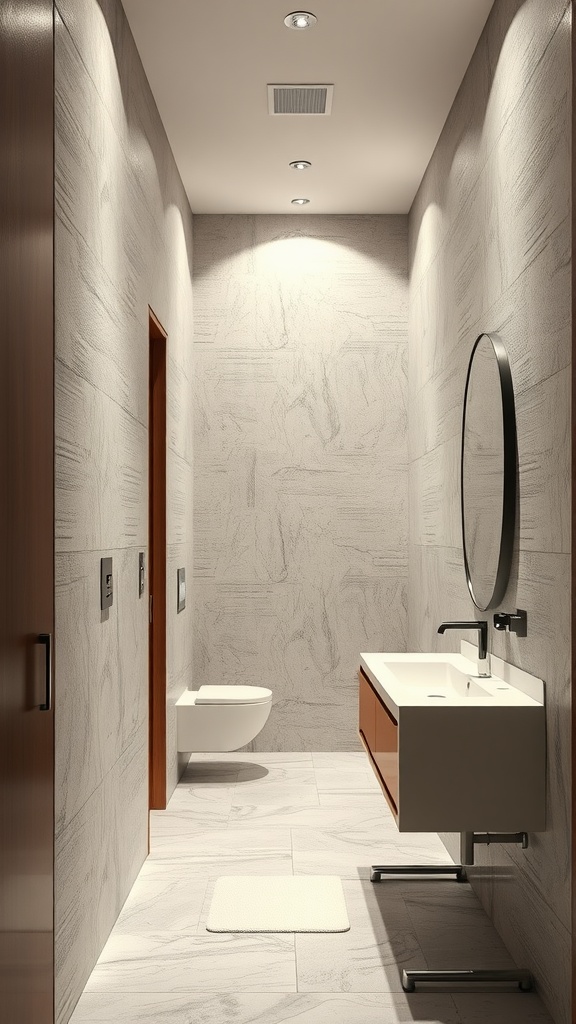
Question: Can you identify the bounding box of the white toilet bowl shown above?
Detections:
[176,685,273,752]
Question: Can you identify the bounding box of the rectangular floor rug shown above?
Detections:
[206,875,350,933]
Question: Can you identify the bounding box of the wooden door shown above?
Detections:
[0,3,55,1022]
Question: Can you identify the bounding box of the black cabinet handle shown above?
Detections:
[38,633,52,711]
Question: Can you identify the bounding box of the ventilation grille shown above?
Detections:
[268,84,334,115]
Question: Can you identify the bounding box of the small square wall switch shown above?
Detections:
[101,557,113,610]
[177,568,186,613]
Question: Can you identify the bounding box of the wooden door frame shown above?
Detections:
[149,308,167,810]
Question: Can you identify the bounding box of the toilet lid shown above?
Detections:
[195,685,272,706]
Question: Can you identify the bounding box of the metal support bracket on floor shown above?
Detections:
[402,968,533,993]
[370,830,529,883]
[372,833,533,998]
[370,864,467,883]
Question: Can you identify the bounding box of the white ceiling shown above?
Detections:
[121,0,495,215]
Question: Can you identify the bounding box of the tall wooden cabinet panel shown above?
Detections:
[0,3,55,1022]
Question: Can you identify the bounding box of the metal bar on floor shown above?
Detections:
[370,865,467,882]
[402,968,533,993]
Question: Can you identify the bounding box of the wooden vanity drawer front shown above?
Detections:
[358,668,399,815]
[358,671,376,751]
[373,698,399,810]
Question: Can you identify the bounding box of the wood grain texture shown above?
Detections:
[0,3,55,1021]
[193,216,409,751]
[408,2,571,1021]
[54,1,194,1019]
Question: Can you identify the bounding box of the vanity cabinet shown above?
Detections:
[358,652,546,833]
[358,670,398,816]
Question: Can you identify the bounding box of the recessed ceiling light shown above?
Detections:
[284,12,317,30]
[291,198,310,205]
[290,160,312,170]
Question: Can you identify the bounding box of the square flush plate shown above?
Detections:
[101,557,113,610]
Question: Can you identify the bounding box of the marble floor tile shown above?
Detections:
[230,783,321,807]
[239,756,316,772]
[228,803,388,830]
[311,752,369,771]
[296,880,427,992]
[314,769,380,792]
[130,858,207,885]
[180,757,245,774]
[147,826,293,876]
[171,782,240,796]
[138,853,295,882]
[152,807,232,835]
[175,774,241,791]
[291,827,448,879]
[191,751,314,764]
[70,991,462,1024]
[84,932,297,993]
[178,764,241,787]
[318,791,391,809]
[68,753,553,1024]
[404,885,517,972]
[453,993,553,1022]
[163,787,234,823]
[113,876,208,934]
[235,766,317,787]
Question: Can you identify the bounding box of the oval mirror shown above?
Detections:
[461,333,517,611]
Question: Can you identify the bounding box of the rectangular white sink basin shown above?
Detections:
[358,642,546,833]
[361,645,544,719]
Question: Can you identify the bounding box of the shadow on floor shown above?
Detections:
[182,760,270,782]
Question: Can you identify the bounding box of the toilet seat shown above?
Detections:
[196,685,272,706]
[176,684,273,752]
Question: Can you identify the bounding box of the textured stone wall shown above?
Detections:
[193,215,409,751]
[408,2,571,1020]
[54,1,194,1019]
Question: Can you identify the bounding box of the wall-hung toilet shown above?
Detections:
[176,685,272,752]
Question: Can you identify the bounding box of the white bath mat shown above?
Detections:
[206,876,350,933]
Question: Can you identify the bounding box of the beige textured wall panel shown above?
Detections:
[54,1,194,1020]
[409,0,570,289]
[408,220,570,466]
[56,361,148,551]
[55,547,148,836]
[193,216,409,750]
[55,726,148,1024]
[408,2,571,1020]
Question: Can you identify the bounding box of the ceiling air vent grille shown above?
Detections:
[268,84,334,115]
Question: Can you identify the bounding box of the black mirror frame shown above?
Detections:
[461,333,517,612]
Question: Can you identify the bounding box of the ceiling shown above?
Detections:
[121,0,495,215]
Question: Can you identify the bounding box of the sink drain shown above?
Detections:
[427,694,446,699]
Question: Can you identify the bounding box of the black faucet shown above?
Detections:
[437,621,490,677]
